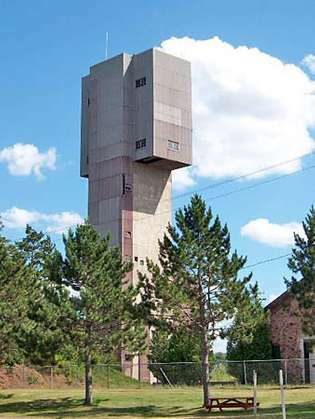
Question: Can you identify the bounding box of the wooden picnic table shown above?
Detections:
[206,396,259,412]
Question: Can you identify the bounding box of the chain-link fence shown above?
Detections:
[0,358,314,389]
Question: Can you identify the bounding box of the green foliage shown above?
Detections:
[0,219,146,390]
[226,285,275,383]
[150,329,201,364]
[16,225,72,365]
[0,223,36,365]
[63,221,146,357]
[63,221,146,403]
[138,195,255,403]
[139,195,252,343]
[149,329,202,385]
[27,375,39,385]
[227,318,272,362]
[285,206,315,335]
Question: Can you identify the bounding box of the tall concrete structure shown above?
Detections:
[80,48,192,379]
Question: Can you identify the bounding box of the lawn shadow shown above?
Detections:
[0,394,13,400]
[0,396,314,418]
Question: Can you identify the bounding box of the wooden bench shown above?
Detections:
[206,397,259,412]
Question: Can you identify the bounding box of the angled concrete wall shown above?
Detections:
[81,47,192,381]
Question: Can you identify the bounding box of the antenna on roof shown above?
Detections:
[105,32,109,59]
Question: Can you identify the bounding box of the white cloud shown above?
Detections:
[1,207,84,235]
[161,37,315,188]
[172,167,196,191]
[241,218,305,247]
[0,143,56,179]
[302,54,315,75]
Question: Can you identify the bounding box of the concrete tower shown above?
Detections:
[80,48,192,379]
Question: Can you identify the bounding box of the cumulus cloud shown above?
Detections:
[302,54,315,75]
[161,37,315,189]
[0,143,56,179]
[1,207,84,234]
[241,218,305,247]
[172,167,196,191]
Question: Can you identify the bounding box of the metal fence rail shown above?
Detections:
[0,358,314,389]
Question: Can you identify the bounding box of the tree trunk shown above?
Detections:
[201,331,209,407]
[84,350,93,405]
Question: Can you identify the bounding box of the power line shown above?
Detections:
[240,253,291,270]
[173,150,314,202]
[51,160,315,241]
[133,162,315,224]
[49,152,314,243]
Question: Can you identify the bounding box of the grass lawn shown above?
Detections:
[0,385,314,418]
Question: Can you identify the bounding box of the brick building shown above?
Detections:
[267,291,315,383]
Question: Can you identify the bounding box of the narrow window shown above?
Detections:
[134,256,138,262]
[136,138,146,150]
[168,140,179,151]
[135,77,146,88]
[140,259,145,266]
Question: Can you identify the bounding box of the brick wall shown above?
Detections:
[269,294,302,359]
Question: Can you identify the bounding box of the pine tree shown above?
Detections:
[138,195,253,406]
[0,222,35,365]
[16,225,72,365]
[226,285,274,383]
[63,222,146,405]
[285,206,315,335]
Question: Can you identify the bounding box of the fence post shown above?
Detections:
[253,370,257,417]
[138,356,141,388]
[22,365,25,386]
[279,369,287,419]
[50,366,54,389]
[107,364,110,389]
[243,360,248,385]
[284,359,288,385]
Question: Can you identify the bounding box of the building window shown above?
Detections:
[136,138,146,150]
[134,256,138,262]
[135,77,146,88]
[168,140,179,151]
[140,259,145,266]
[87,98,90,107]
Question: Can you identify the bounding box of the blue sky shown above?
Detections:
[0,0,314,313]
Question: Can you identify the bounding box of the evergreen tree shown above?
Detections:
[150,328,201,364]
[16,225,72,365]
[138,195,253,406]
[226,283,270,359]
[226,286,274,382]
[63,222,146,405]
[285,206,315,335]
[0,222,35,365]
[149,328,202,385]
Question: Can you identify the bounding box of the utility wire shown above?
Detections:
[51,161,315,242]
[133,162,315,224]
[173,150,314,202]
[240,253,291,271]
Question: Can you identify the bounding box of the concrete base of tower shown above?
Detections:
[121,353,157,384]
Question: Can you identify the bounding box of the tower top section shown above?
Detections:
[81,48,192,178]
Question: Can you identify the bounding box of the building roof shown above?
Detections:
[265,289,291,311]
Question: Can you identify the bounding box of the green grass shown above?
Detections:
[0,386,314,418]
